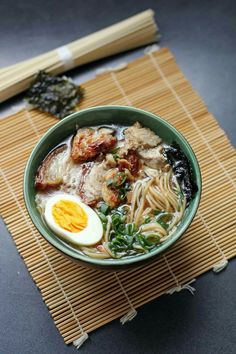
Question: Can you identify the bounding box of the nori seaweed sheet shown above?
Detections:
[164,142,198,205]
[26,71,84,119]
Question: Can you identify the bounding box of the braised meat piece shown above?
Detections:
[78,162,109,206]
[124,122,161,150]
[35,144,69,190]
[101,168,132,208]
[138,146,167,170]
[71,127,117,162]
[101,169,121,208]
[118,150,140,175]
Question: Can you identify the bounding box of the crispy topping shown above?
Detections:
[71,127,117,162]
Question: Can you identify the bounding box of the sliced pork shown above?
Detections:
[35,144,69,190]
[71,127,117,162]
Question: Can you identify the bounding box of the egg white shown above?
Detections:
[44,194,103,246]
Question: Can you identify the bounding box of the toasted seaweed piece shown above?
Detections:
[26,71,84,119]
[164,143,198,204]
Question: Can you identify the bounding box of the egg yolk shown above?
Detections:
[52,200,88,233]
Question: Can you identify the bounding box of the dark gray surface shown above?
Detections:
[0,1,235,353]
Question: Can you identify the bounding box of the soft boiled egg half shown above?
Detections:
[44,194,103,246]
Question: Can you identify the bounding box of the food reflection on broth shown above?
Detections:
[35,122,197,259]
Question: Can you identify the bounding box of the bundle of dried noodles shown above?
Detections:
[0,9,159,103]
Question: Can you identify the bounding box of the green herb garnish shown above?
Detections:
[99,203,110,215]
[107,210,161,258]
[106,172,130,202]
[98,212,107,224]
[98,212,108,231]
[157,220,169,230]
[146,234,161,244]
[154,210,162,216]
[144,216,151,224]
[156,212,172,230]
[110,147,120,155]
[110,147,120,161]
[106,172,127,188]
[106,179,114,187]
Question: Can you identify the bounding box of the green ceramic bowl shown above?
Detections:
[24,105,201,271]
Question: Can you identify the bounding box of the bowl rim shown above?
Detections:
[24,105,202,266]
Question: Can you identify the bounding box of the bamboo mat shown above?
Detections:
[0,48,236,347]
